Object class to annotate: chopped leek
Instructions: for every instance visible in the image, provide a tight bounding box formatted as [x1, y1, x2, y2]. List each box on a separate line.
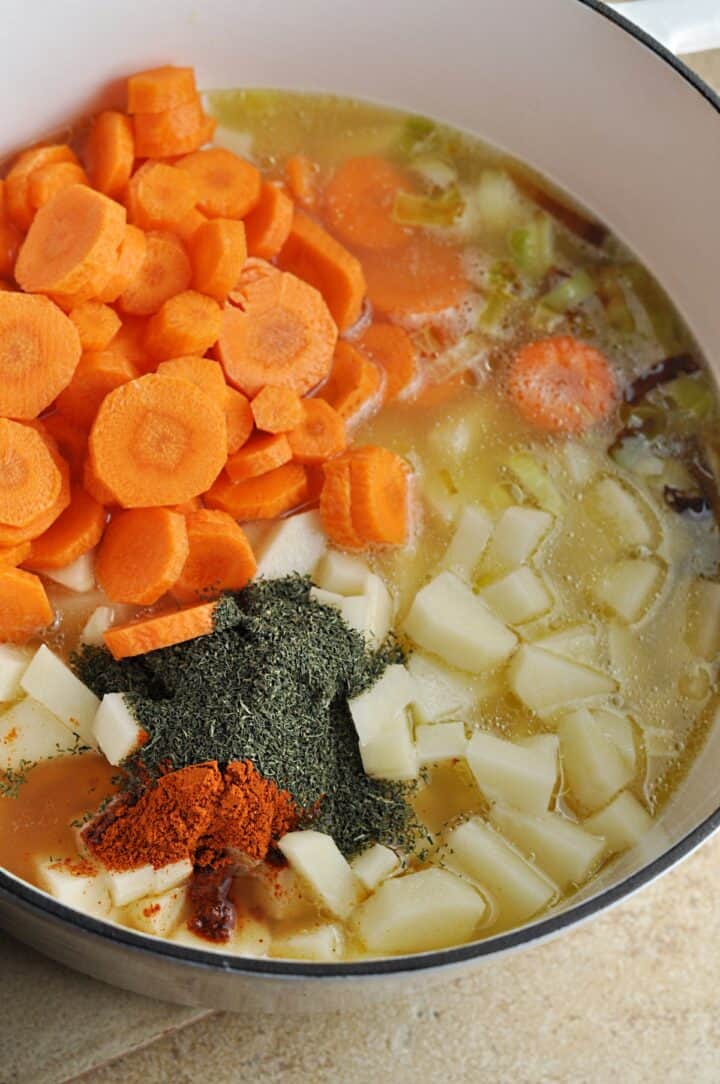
[478, 290, 513, 333]
[610, 437, 664, 478]
[410, 157, 457, 189]
[398, 115, 437, 155]
[507, 213, 555, 281]
[392, 186, 464, 228]
[664, 375, 715, 420]
[472, 170, 524, 232]
[595, 267, 635, 334]
[506, 451, 565, 515]
[539, 269, 595, 314]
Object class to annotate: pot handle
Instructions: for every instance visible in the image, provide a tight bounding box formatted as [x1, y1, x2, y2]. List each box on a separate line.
[610, 0, 720, 54]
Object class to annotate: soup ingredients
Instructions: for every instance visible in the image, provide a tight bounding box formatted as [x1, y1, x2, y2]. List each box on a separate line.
[507, 336, 616, 434]
[127, 65, 198, 115]
[189, 218, 248, 301]
[0, 293, 81, 418]
[83, 110, 135, 197]
[356, 323, 417, 404]
[103, 600, 222, 660]
[286, 399, 346, 464]
[96, 508, 189, 605]
[132, 98, 214, 159]
[361, 234, 467, 318]
[205, 460, 309, 520]
[324, 155, 410, 250]
[175, 147, 261, 219]
[320, 445, 410, 549]
[277, 211, 365, 331]
[118, 230, 191, 316]
[25, 486, 105, 571]
[225, 432, 292, 482]
[68, 300, 121, 351]
[250, 385, 303, 434]
[0, 421, 62, 527]
[170, 509, 256, 603]
[243, 181, 294, 260]
[0, 568, 53, 643]
[319, 341, 382, 421]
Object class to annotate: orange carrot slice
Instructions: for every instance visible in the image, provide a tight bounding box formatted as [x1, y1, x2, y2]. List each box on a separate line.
[24, 485, 106, 570]
[117, 230, 191, 316]
[175, 147, 262, 219]
[204, 461, 308, 521]
[133, 96, 213, 158]
[5, 145, 78, 230]
[250, 386, 303, 434]
[189, 218, 247, 301]
[318, 341, 382, 421]
[348, 445, 410, 545]
[285, 155, 318, 209]
[244, 182, 293, 260]
[170, 508, 256, 603]
[88, 373, 227, 508]
[39, 413, 87, 482]
[278, 211, 366, 332]
[0, 446, 70, 548]
[83, 110, 135, 197]
[28, 161, 88, 212]
[126, 161, 198, 231]
[506, 335, 617, 434]
[175, 206, 208, 243]
[0, 567, 53, 643]
[68, 301, 121, 351]
[0, 542, 32, 567]
[55, 351, 138, 429]
[287, 399, 346, 464]
[225, 432, 292, 483]
[127, 66, 198, 114]
[324, 156, 411, 250]
[361, 234, 468, 319]
[96, 507, 189, 604]
[217, 269, 337, 397]
[143, 289, 222, 361]
[96, 224, 147, 304]
[357, 322, 418, 402]
[319, 457, 364, 550]
[411, 369, 473, 409]
[83, 455, 117, 507]
[109, 314, 150, 367]
[0, 293, 81, 419]
[156, 355, 227, 402]
[0, 209, 21, 280]
[104, 601, 217, 660]
[0, 421, 62, 527]
[223, 386, 254, 455]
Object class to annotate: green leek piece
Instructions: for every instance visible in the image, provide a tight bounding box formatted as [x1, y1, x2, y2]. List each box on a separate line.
[664, 375, 716, 420]
[507, 213, 555, 281]
[538, 269, 596, 314]
[392, 186, 464, 228]
[506, 451, 565, 515]
[595, 267, 635, 334]
[398, 115, 437, 155]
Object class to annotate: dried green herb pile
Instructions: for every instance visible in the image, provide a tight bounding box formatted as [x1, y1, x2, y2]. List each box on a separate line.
[74, 576, 416, 856]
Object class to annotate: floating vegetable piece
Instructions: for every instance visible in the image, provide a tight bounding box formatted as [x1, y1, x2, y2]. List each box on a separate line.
[507, 335, 616, 434]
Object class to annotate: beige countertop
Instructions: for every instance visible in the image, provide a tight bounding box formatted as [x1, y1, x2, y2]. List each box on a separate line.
[2, 37, 720, 1084]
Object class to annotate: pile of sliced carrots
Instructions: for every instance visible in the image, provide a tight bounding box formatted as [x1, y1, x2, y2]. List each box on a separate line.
[0, 65, 428, 654]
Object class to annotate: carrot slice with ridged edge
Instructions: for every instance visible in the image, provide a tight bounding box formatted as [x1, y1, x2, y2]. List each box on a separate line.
[361, 234, 468, 319]
[411, 369, 474, 409]
[319, 457, 363, 550]
[68, 301, 121, 352]
[104, 601, 217, 661]
[28, 162, 88, 211]
[225, 433, 292, 483]
[156, 355, 227, 402]
[83, 110, 135, 197]
[133, 97, 214, 158]
[190, 218, 247, 301]
[126, 161, 198, 231]
[170, 509, 256, 603]
[318, 341, 382, 421]
[5, 145, 78, 230]
[205, 461, 308, 520]
[96, 507, 189, 604]
[0, 567, 53, 643]
[96, 225, 147, 304]
[217, 269, 337, 397]
[0, 293, 81, 419]
[0, 442, 70, 547]
[41, 414, 87, 482]
[0, 181, 22, 278]
[223, 387, 254, 455]
[244, 182, 293, 260]
[117, 231, 191, 316]
[287, 399, 346, 464]
[127, 66, 198, 114]
[24, 485, 106, 570]
[0, 542, 32, 567]
[348, 445, 410, 545]
[0, 420, 62, 527]
[144, 290, 222, 361]
[357, 322, 418, 403]
[250, 386, 303, 434]
[175, 206, 208, 243]
[278, 211, 366, 332]
[285, 155, 318, 209]
[88, 373, 227, 508]
[109, 315, 150, 368]
[55, 351, 138, 429]
[83, 456, 117, 507]
[324, 156, 412, 250]
[175, 147, 262, 219]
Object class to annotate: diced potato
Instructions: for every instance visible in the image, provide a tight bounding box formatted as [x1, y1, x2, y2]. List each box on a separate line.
[92, 693, 144, 766]
[105, 864, 156, 907]
[584, 476, 657, 549]
[313, 550, 371, 595]
[480, 566, 553, 625]
[0, 697, 77, 770]
[353, 867, 487, 954]
[686, 579, 720, 660]
[440, 505, 493, 580]
[309, 586, 344, 612]
[42, 552, 96, 593]
[421, 469, 462, 524]
[559, 708, 635, 813]
[591, 708, 636, 770]
[35, 856, 112, 918]
[407, 651, 478, 725]
[153, 858, 193, 895]
[246, 865, 313, 922]
[254, 510, 327, 579]
[593, 558, 664, 624]
[277, 830, 362, 920]
[470, 169, 523, 232]
[428, 413, 478, 460]
[349, 664, 414, 744]
[416, 721, 467, 764]
[482, 506, 553, 574]
[340, 573, 393, 648]
[584, 790, 653, 853]
[561, 441, 601, 486]
[489, 804, 606, 890]
[272, 923, 344, 961]
[404, 571, 517, 674]
[80, 606, 115, 647]
[350, 844, 400, 892]
[531, 624, 599, 667]
[20, 645, 99, 746]
[466, 729, 557, 814]
[516, 732, 559, 779]
[444, 818, 556, 925]
[171, 915, 270, 956]
[123, 886, 187, 937]
[0, 645, 31, 702]
[359, 709, 418, 781]
[509, 644, 616, 716]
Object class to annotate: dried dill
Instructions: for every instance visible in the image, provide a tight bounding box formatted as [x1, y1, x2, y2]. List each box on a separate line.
[0, 759, 37, 799]
[74, 576, 417, 857]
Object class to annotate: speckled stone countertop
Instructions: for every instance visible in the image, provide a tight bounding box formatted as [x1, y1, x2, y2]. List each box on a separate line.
[2, 40, 720, 1084]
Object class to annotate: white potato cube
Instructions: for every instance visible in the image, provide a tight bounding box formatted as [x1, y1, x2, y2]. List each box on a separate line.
[440, 505, 493, 580]
[359, 709, 418, 781]
[483, 506, 553, 573]
[408, 651, 478, 725]
[0, 645, 31, 702]
[404, 571, 517, 674]
[592, 708, 636, 771]
[105, 864, 156, 907]
[584, 790, 653, 853]
[509, 644, 616, 716]
[421, 470, 462, 524]
[349, 664, 414, 745]
[444, 818, 556, 925]
[309, 586, 345, 612]
[686, 579, 720, 660]
[353, 867, 487, 954]
[272, 924, 344, 961]
[35, 856, 112, 918]
[247, 865, 313, 922]
[172, 915, 270, 956]
[642, 726, 676, 757]
[278, 830, 362, 920]
[0, 697, 78, 770]
[593, 558, 664, 624]
[340, 574, 393, 648]
[562, 442, 600, 486]
[350, 844, 400, 891]
[480, 566, 553, 625]
[585, 476, 657, 549]
[21, 645, 99, 746]
[559, 708, 635, 813]
[255, 510, 326, 579]
[531, 624, 599, 667]
[123, 886, 187, 937]
[489, 804, 606, 890]
[516, 733, 560, 780]
[313, 550, 371, 595]
[42, 552, 96, 593]
[80, 607, 115, 647]
[153, 859, 193, 895]
[466, 729, 557, 814]
[92, 693, 144, 766]
[471, 169, 523, 232]
[416, 722, 467, 764]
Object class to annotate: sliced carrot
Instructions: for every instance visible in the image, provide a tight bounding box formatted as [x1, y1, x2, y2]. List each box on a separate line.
[96, 507, 189, 605]
[278, 211, 366, 332]
[189, 218, 247, 301]
[174, 206, 208, 243]
[0, 567, 53, 643]
[104, 601, 217, 661]
[204, 461, 308, 521]
[156, 355, 227, 402]
[126, 161, 198, 231]
[133, 96, 212, 158]
[287, 399, 346, 464]
[0, 420, 62, 527]
[127, 66, 198, 114]
[109, 314, 150, 367]
[361, 234, 468, 319]
[0, 542, 32, 567]
[506, 335, 617, 434]
[244, 182, 293, 260]
[223, 386, 254, 455]
[117, 230, 191, 316]
[0, 445, 70, 548]
[0, 293, 81, 419]
[88, 373, 227, 507]
[232, 256, 280, 293]
[175, 147, 262, 219]
[83, 455, 117, 506]
[143, 289, 222, 361]
[5, 145, 78, 230]
[357, 322, 417, 403]
[83, 110, 135, 197]
[42, 413, 88, 481]
[15, 185, 126, 302]
[96, 224, 147, 304]
[304, 464, 325, 507]
[411, 369, 473, 409]
[250, 386, 303, 434]
[285, 155, 318, 209]
[28, 161, 88, 212]
[169, 497, 202, 516]
[170, 508, 256, 603]
[348, 445, 409, 545]
[319, 457, 363, 550]
[225, 432, 292, 483]
[68, 301, 121, 351]
[55, 351, 138, 429]
[0, 215, 21, 279]
[318, 341, 382, 421]
[324, 156, 412, 250]
[24, 485, 105, 570]
[217, 269, 337, 397]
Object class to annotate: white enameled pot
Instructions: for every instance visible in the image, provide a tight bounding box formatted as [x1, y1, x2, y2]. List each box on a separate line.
[1, 0, 720, 1012]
